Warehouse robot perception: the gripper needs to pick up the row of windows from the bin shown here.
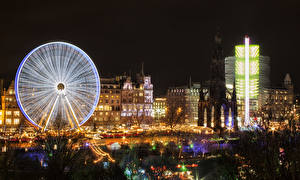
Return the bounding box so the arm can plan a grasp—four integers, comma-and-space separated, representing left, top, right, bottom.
101, 90, 121, 94
101, 85, 119, 89
94, 117, 120, 121
99, 99, 120, 104
271, 95, 288, 101
97, 105, 121, 111
0, 118, 20, 125
100, 95, 120, 99
0, 111, 20, 116
95, 112, 120, 116
5, 97, 14, 102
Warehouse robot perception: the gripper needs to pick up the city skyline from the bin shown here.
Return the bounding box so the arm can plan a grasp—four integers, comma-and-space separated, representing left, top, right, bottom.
1, 0, 300, 96
1, 2, 300, 179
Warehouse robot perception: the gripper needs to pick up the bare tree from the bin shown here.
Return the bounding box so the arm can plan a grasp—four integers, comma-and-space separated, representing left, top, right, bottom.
164, 103, 186, 129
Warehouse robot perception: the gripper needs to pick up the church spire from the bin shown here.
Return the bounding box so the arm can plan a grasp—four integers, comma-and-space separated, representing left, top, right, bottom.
232, 80, 236, 102
209, 29, 226, 100
214, 30, 222, 45
141, 62, 144, 77
189, 76, 192, 88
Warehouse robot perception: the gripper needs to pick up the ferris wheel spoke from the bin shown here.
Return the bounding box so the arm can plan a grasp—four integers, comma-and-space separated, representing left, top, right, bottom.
67, 91, 94, 113
21, 90, 55, 107
21, 63, 55, 84
61, 50, 82, 81
64, 61, 90, 83
65, 54, 92, 81
31, 51, 57, 81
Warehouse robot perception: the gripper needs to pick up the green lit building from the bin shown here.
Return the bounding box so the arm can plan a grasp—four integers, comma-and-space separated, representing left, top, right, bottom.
225, 37, 270, 127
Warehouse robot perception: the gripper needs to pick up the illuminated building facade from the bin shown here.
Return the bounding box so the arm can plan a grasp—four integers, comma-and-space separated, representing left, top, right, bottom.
167, 82, 201, 126
225, 37, 270, 126
0, 80, 26, 132
153, 97, 167, 123
121, 73, 154, 126
91, 77, 122, 128
261, 74, 295, 123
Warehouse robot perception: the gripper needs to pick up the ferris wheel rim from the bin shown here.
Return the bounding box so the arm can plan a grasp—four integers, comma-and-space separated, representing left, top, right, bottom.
15, 41, 101, 129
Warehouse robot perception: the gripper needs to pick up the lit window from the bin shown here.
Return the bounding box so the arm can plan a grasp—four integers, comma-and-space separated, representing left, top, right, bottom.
6, 119, 11, 125
14, 118, 19, 125
0, 112, 2, 116
0, 120, 2, 125
6, 111, 11, 115
9, 90, 13, 95
14, 111, 20, 116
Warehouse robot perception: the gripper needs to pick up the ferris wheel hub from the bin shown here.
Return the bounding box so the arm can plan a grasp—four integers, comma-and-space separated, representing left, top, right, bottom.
57, 83, 65, 92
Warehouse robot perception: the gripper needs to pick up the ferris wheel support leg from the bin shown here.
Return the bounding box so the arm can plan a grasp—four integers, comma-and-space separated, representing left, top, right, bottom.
43, 95, 59, 131
65, 96, 81, 131
63, 101, 75, 129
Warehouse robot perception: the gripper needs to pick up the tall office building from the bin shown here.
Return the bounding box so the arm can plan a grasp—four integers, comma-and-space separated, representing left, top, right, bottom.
225, 36, 270, 126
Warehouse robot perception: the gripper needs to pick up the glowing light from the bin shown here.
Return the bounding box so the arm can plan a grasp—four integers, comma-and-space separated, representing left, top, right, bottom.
89, 140, 115, 163
204, 108, 207, 127
15, 42, 100, 130
211, 106, 214, 127
221, 106, 225, 127
245, 36, 250, 126
228, 107, 232, 128
271, 127, 275, 131
235, 37, 260, 127
43, 95, 59, 131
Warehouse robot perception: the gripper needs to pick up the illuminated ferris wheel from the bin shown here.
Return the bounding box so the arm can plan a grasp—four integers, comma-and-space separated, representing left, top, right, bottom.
15, 42, 100, 131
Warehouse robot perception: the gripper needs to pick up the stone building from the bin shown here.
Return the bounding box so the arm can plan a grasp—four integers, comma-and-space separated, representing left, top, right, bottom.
260, 74, 295, 123
0, 80, 27, 132
167, 81, 200, 126
120, 72, 154, 126
90, 77, 122, 128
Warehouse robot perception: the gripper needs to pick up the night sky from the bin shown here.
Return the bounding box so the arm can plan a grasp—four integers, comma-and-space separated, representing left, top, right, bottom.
1, 0, 300, 96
